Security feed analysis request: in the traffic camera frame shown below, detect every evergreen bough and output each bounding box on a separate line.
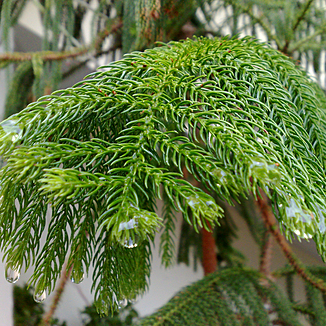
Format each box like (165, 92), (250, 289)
(1, 36), (326, 317)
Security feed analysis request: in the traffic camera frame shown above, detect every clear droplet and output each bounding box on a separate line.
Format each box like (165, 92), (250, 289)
(187, 195), (200, 209)
(118, 218), (138, 232)
(0, 120), (22, 143)
(71, 267), (85, 284)
(122, 235), (139, 248)
(34, 290), (46, 303)
(128, 296), (138, 304)
(211, 168), (228, 184)
(315, 204), (326, 233)
(5, 265), (20, 284)
(267, 163), (281, 184)
(206, 200), (214, 206)
(250, 159), (266, 178)
(118, 298), (128, 309)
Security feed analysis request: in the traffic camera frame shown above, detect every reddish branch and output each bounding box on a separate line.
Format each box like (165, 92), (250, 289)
(40, 264), (73, 326)
(259, 230), (273, 280)
(0, 20), (122, 63)
(185, 166), (217, 276)
(257, 194), (326, 292)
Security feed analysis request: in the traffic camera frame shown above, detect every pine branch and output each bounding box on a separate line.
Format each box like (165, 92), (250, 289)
(139, 267), (302, 326)
(1, 36), (326, 313)
(288, 23), (326, 53)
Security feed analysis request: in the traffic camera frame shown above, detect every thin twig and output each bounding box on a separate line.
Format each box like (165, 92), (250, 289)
(39, 263), (73, 326)
(259, 229), (273, 280)
(0, 20), (122, 63)
(292, 0), (314, 32)
(257, 194), (326, 293)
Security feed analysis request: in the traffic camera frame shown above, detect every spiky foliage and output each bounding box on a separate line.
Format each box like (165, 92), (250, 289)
(140, 264), (326, 325)
(1, 36), (326, 314)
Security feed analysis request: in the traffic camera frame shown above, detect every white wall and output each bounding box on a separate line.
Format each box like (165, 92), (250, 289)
(0, 255), (13, 326)
(0, 43), (13, 326)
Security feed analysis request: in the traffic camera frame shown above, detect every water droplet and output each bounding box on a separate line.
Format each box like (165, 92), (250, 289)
(122, 236), (139, 248)
(118, 218), (138, 231)
(313, 203), (326, 233)
(0, 120), (22, 143)
(267, 164), (281, 184)
(71, 267), (85, 284)
(187, 195), (200, 208)
(128, 296), (138, 304)
(206, 200), (214, 206)
(5, 265), (20, 284)
(250, 159), (266, 178)
(250, 159), (281, 184)
(118, 298), (128, 309)
(34, 290), (46, 303)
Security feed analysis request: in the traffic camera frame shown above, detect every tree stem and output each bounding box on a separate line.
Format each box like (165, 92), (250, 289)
(201, 222), (217, 275)
(39, 263), (72, 326)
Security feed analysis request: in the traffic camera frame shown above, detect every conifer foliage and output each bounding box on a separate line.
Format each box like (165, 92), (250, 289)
(1, 35), (326, 320)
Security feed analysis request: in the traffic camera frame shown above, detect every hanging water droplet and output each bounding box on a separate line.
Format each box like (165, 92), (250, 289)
(122, 235), (139, 248)
(5, 265), (20, 284)
(206, 200), (214, 206)
(118, 298), (128, 309)
(0, 120), (23, 143)
(118, 218), (138, 232)
(250, 158), (266, 177)
(187, 195), (200, 209)
(267, 163), (281, 184)
(34, 290), (46, 303)
(71, 266), (85, 284)
(211, 168), (228, 185)
(128, 296), (138, 304)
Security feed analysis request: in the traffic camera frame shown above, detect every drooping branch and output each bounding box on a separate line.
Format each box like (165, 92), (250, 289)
(257, 194), (326, 292)
(0, 20), (122, 63)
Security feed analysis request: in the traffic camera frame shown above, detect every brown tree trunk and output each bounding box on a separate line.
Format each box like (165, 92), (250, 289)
(201, 223), (217, 275)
